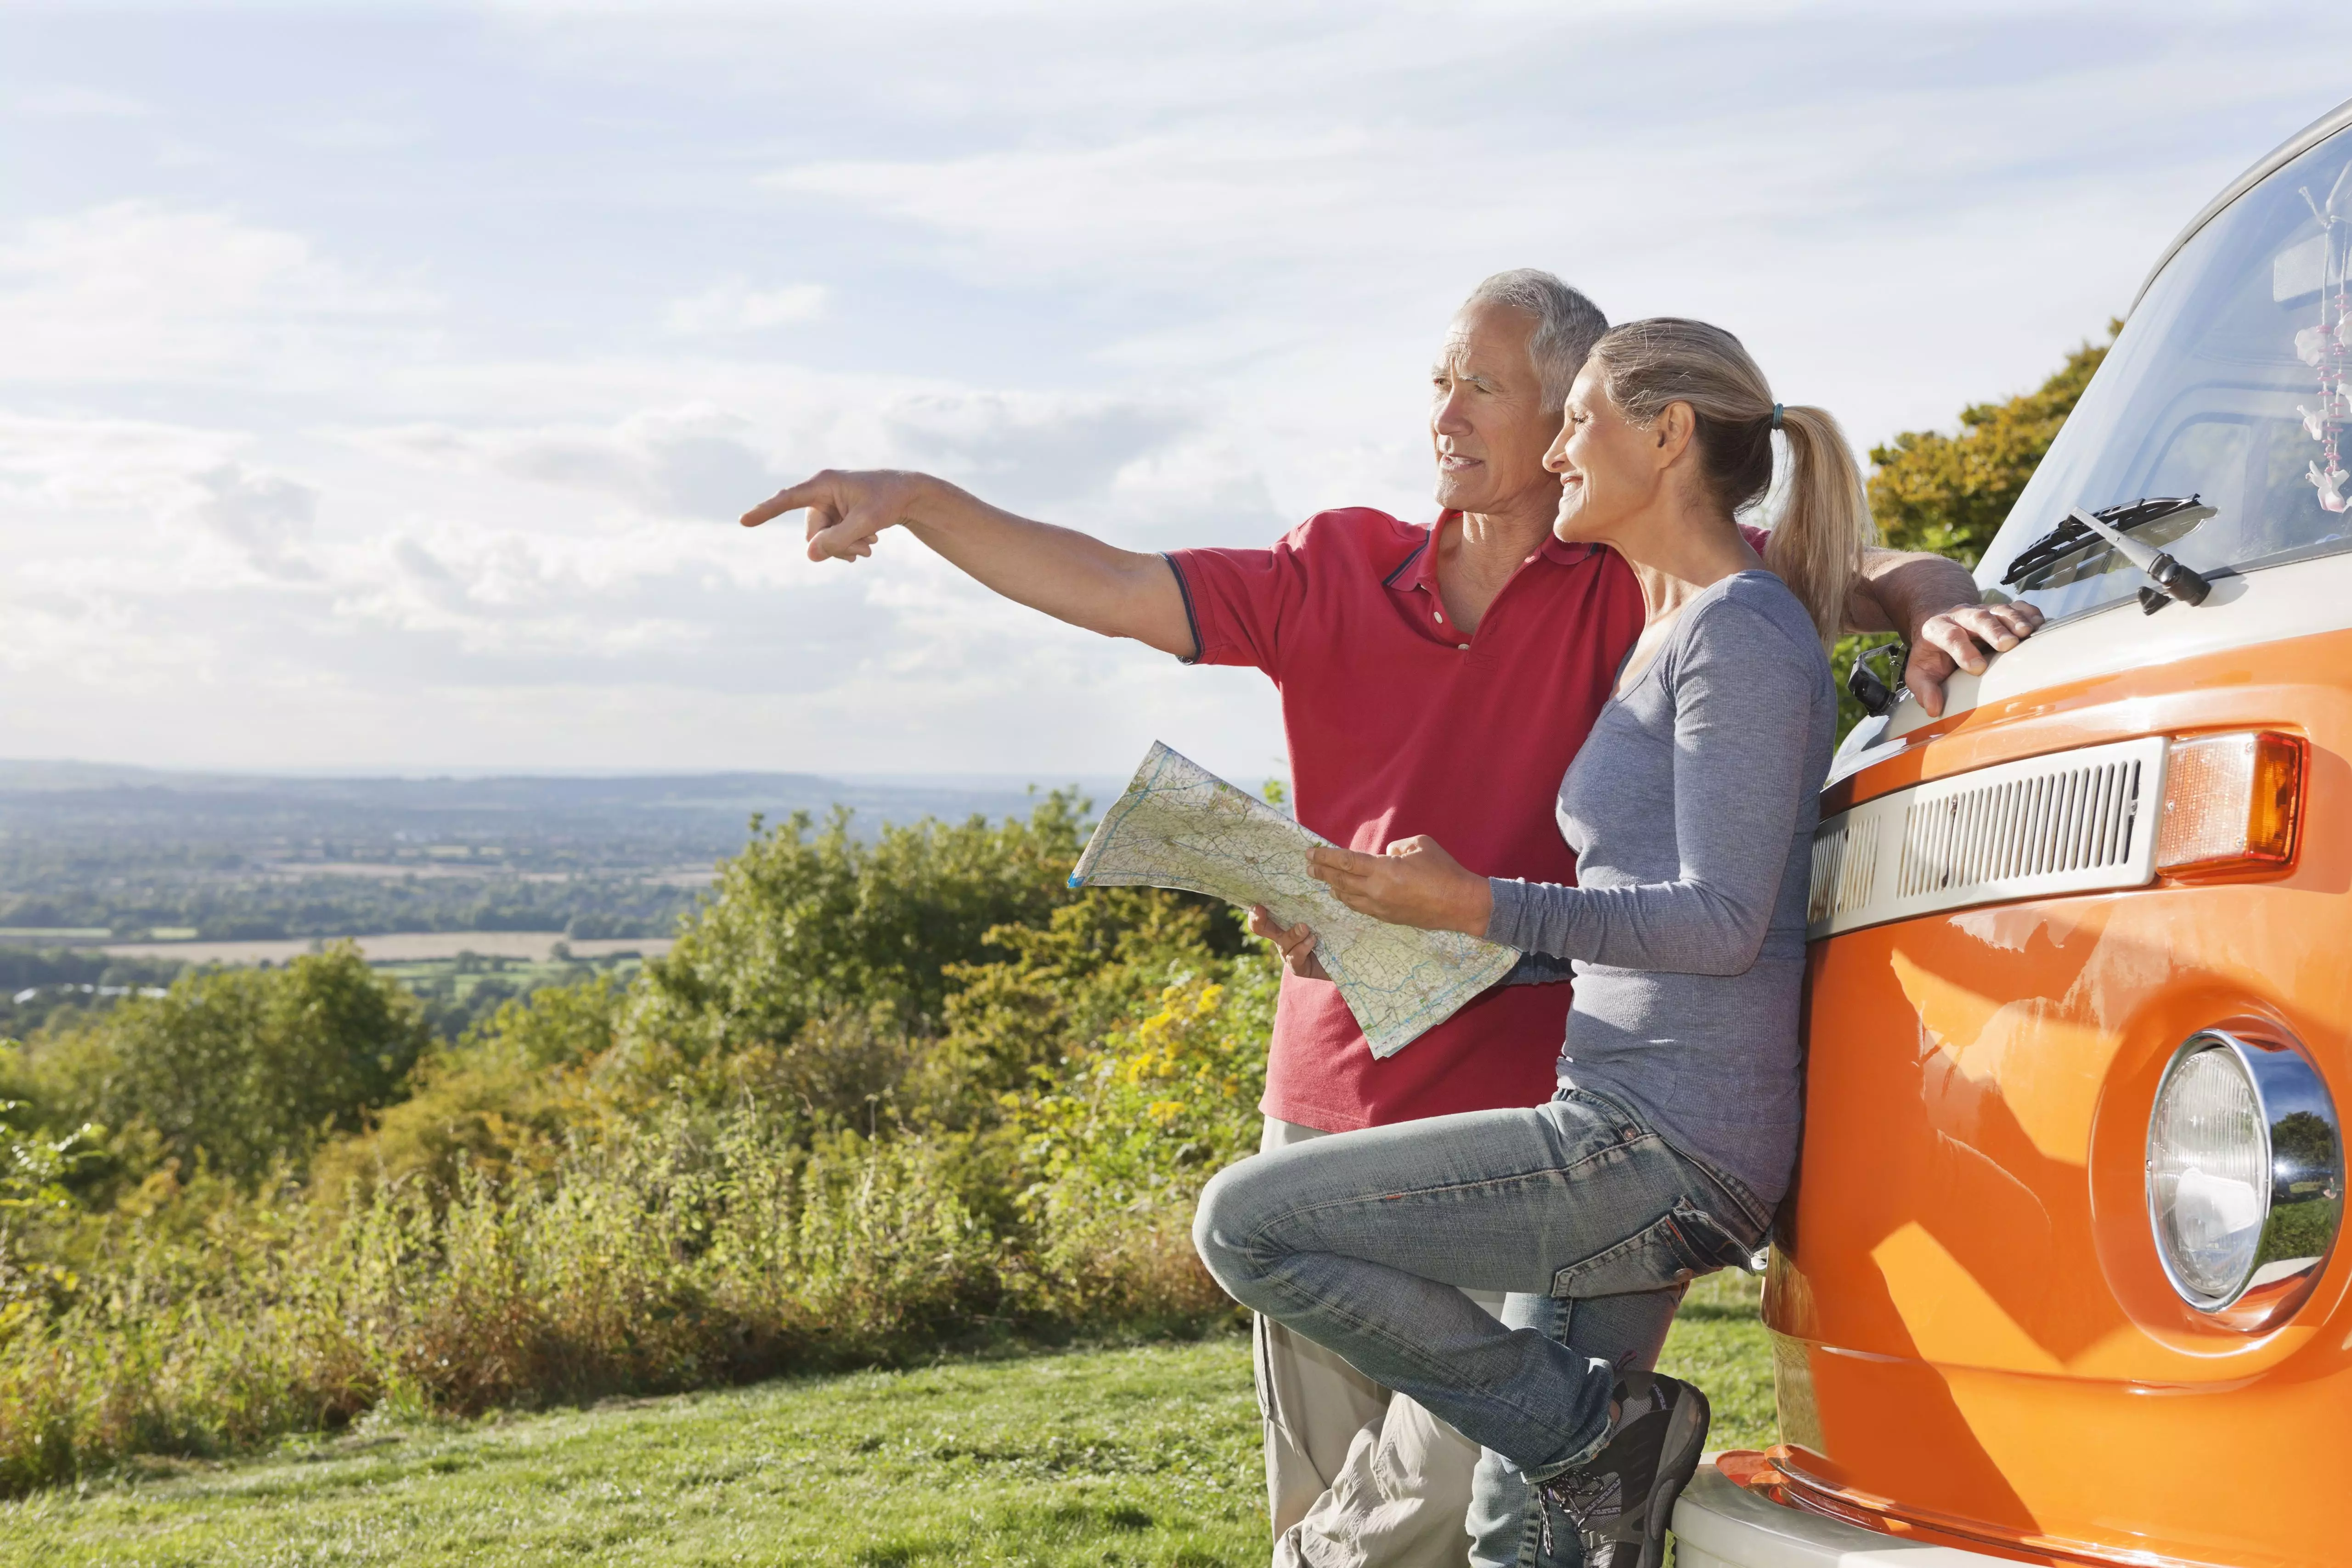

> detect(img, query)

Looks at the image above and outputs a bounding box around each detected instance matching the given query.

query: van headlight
[2147,1030,2342,1327]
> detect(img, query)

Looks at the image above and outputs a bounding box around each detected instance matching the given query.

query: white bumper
[1673,1467,2014,1567]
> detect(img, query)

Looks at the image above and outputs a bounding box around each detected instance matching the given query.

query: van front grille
[1808,737,2165,939]
[1808,815,1881,929]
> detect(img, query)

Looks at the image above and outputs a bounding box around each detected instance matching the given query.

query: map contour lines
[1068,742,1520,1059]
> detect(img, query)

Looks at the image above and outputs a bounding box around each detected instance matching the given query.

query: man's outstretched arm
[1844,547,2044,718]
[742,469,1197,659]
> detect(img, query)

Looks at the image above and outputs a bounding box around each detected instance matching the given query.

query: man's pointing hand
[741,469,930,563]
[737,467,1199,657]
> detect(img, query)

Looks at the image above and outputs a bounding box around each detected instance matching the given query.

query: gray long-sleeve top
[1483,571,1834,1205]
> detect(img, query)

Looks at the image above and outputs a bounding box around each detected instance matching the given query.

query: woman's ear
[1650,400,1698,468]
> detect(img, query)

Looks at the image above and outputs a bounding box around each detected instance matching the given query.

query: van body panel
[1839,546,2352,796]
[1740,97,2352,1568]
[1779,615,2352,1563]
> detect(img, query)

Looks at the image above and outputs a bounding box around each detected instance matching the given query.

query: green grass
[1668,1268,1776,1453]
[0,1281,1770,1566]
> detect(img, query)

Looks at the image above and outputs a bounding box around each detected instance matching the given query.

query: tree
[1866,324,2118,569]
[620,795,1100,1102]
[1831,323,2119,735]
[34,944,430,1183]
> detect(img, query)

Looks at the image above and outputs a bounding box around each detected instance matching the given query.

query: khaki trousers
[1254,1117,1507,1568]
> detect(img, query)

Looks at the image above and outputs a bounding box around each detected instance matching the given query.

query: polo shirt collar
[1392,512,1598,596]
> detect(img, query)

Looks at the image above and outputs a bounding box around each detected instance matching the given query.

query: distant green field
[371,951,642,997]
[372,950,650,1039]
[0,1276,1770,1567]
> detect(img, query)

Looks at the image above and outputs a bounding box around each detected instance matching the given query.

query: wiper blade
[2064,508,2213,610]
[1999,495,2215,587]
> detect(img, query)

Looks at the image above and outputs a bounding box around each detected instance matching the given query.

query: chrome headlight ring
[2146,1028,2343,1329]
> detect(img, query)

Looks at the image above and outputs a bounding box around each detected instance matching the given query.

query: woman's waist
[1563,969,1800,1047]
[1565,953,1806,999]
[1562,920,1812,974]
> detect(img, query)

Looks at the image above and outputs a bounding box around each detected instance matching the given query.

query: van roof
[2131,94,2352,315]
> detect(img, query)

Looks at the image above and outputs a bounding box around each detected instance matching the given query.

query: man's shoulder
[1279,506,1425,561]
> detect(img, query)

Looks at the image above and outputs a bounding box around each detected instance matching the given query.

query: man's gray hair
[1461,269,1608,408]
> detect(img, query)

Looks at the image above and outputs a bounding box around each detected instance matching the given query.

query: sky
[3,2,2350,782]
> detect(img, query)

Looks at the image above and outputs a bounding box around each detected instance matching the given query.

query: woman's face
[1546,361,1664,544]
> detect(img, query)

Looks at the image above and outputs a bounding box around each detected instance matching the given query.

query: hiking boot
[1535,1370,1711,1568]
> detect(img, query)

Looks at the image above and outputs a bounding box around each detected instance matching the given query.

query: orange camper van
[1671,96,2352,1568]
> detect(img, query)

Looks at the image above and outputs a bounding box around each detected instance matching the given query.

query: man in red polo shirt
[743,270,2037,1567]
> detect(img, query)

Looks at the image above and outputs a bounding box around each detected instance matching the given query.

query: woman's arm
[1311,596,1822,977]
[1484,600,1820,975]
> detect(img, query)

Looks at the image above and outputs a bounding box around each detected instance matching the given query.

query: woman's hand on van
[1247,905,1330,981]
[1906,601,2044,717]
[1307,837,1494,936]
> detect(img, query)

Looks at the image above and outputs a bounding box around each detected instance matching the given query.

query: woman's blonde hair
[1585,317,1877,644]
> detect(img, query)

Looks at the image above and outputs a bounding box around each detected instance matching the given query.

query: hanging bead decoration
[2297,165,2352,513]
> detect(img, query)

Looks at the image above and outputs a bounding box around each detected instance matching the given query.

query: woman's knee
[1191,1155,1281,1296]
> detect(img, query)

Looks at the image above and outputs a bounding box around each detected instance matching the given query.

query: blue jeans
[1193,1087,1770,1568]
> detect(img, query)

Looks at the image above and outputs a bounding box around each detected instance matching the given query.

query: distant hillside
[0,762,1129,945]
[0,761,1126,854]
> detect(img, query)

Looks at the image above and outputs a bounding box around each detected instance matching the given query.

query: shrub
[0,1111,1008,1492]
[0,798,1275,1494]
[20,945,430,1187]
[1013,964,1276,1321]
[309,976,628,1203]
[620,798,1091,1103]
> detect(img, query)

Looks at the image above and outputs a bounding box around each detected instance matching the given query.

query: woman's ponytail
[1764,404,1875,645]
[1587,319,1878,645]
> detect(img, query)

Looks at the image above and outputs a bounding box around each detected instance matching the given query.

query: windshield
[1977,123,2352,617]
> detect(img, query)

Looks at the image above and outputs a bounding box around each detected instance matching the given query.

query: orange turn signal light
[2157,731,2304,877]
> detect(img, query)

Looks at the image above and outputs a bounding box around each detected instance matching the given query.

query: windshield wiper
[2068,506,2214,609]
[1998,495,2217,608]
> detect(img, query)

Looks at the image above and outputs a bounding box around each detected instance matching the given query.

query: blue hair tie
[1770,403,1783,430]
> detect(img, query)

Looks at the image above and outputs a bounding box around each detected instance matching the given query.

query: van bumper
[1673,1466,2014,1567]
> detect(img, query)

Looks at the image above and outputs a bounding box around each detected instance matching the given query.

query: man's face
[1428,302,1562,518]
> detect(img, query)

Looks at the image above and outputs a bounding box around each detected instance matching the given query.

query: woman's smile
[1552,463,1590,536]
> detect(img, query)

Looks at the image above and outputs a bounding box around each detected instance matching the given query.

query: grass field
[0,1275,1770,1567]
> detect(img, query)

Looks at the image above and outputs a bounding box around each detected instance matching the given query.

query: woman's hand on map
[1248,905,1331,982]
[1307,837,1493,936]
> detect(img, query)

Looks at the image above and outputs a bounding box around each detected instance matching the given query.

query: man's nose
[1433,389,1472,434]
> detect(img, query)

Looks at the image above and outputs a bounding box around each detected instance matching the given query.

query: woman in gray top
[1193,317,1861,1568]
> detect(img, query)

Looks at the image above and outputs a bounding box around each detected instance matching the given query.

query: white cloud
[191,464,321,581]
[364,402,784,519]
[0,3,2347,774]
[665,280,828,334]
[9,85,153,119]
[0,412,243,515]
[0,203,438,386]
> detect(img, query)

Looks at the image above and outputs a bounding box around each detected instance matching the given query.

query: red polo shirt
[1168,507,1653,1131]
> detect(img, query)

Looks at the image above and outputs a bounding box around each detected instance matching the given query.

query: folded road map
[1069,742,1521,1058]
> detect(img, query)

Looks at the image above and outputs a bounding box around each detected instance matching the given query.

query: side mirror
[1846,643,1905,718]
